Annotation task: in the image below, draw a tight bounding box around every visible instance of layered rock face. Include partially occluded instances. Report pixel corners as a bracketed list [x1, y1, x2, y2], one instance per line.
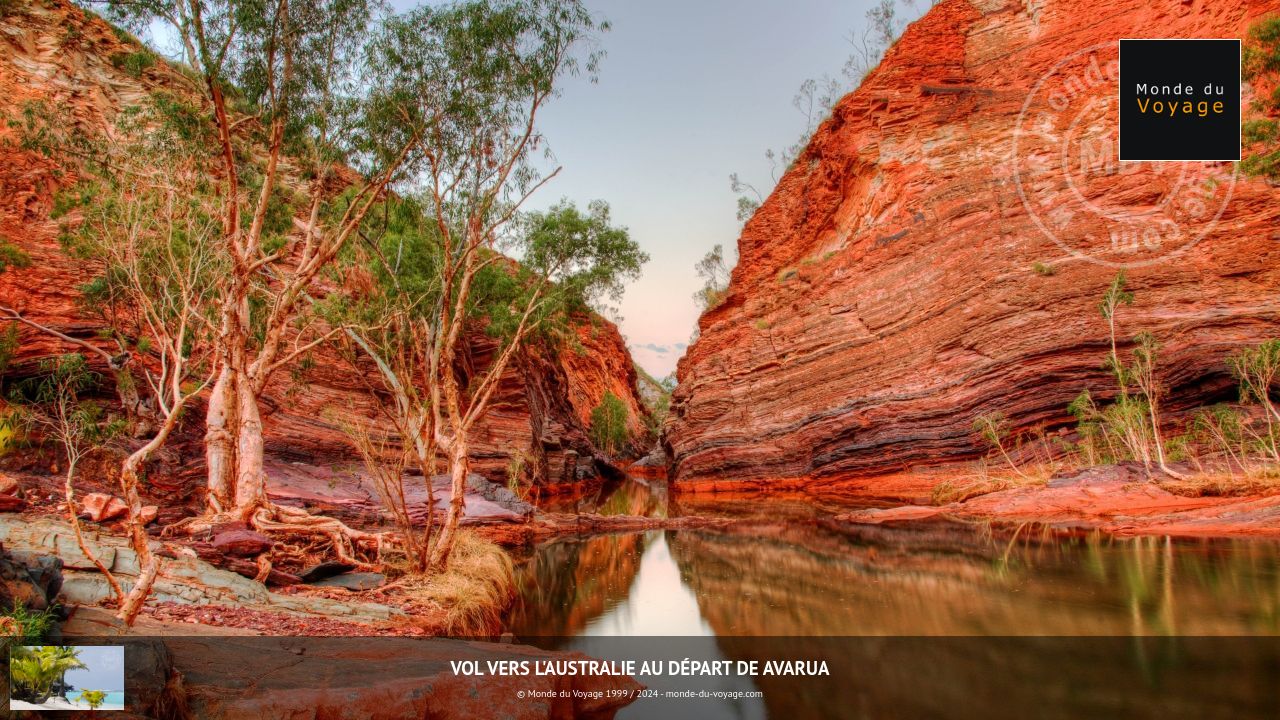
[668, 0, 1280, 487]
[0, 1, 647, 492]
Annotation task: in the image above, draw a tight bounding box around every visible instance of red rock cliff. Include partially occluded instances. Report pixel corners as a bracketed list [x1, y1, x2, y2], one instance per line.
[0, 0, 648, 491]
[668, 0, 1280, 487]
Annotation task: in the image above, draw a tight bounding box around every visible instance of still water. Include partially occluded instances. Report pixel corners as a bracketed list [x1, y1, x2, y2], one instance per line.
[511, 477, 1280, 638]
[506, 478, 1280, 718]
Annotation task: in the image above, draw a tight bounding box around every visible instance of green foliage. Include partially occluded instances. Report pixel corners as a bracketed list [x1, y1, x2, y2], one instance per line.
[524, 201, 646, 307]
[590, 391, 629, 456]
[78, 689, 108, 710]
[1227, 339, 1280, 461]
[1191, 404, 1249, 463]
[693, 244, 731, 311]
[1242, 16, 1280, 180]
[0, 323, 18, 377]
[1228, 339, 1280, 405]
[973, 411, 1011, 448]
[8, 354, 125, 448]
[0, 602, 59, 641]
[109, 50, 155, 78]
[10, 354, 97, 407]
[1031, 261, 1056, 277]
[8, 645, 86, 704]
[149, 92, 217, 149]
[1098, 271, 1134, 322]
[0, 238, 31, 273]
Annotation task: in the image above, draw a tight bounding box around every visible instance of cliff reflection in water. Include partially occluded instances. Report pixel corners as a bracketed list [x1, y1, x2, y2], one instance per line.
[508, 482, 1280, 718]
[666, 523, 1280, 636]
[514, 482, 1280, 638]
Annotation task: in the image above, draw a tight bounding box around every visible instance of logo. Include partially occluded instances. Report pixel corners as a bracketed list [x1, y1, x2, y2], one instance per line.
[1119, 39, 1241, 161]
[1013, 43, 1238, 268]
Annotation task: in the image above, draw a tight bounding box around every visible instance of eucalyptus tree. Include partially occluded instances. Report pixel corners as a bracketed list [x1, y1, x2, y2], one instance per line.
[97, 0, 425, 545]
[336, 0, 636, 569]
[10, 95, 226, 623]
[63, 111, 226, 623]
[346, 195, 644, 570]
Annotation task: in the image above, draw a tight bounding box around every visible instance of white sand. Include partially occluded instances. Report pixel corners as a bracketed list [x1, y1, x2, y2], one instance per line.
[10, 696, 122, 711]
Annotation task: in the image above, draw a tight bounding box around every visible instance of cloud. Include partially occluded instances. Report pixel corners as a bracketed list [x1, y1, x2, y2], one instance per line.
[674, 343, 687, 350]
[635, 343, 670, 354]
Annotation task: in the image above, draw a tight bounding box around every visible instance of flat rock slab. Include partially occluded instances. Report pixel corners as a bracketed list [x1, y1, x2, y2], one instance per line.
[265, 459, 533, 525]
[0, 517, 403, 623]
[299, 561, 355, 583]
[310, 572, 385, 591]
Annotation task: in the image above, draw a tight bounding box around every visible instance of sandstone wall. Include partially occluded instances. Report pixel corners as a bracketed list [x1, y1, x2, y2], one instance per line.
[667, 0, 1280, 486]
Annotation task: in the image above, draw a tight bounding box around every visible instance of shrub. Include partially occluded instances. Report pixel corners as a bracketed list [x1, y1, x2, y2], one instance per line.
[0, 601, 59, 640]
[78, 689, 108, 710]
[973, 411, 1027, 478]
[109, 50, 155, 79]
[1227, 339, 1280, 461]
[0, 239, 31, 273]
[1031, 261, 1056, 276]
[590, 391, 629, 455]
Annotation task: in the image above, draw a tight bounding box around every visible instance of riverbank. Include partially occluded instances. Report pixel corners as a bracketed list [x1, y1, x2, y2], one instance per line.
[666, 464, 1280, 540]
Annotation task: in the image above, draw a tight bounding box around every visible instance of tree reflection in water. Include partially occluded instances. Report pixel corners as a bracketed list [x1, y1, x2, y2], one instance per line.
[506, 480, 1280, 718]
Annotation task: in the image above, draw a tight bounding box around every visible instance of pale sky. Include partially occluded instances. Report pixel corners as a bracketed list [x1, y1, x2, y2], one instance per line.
[144, 0, 899, 378]
[59, 645, 125, 693]
[510, 0, 891, 378]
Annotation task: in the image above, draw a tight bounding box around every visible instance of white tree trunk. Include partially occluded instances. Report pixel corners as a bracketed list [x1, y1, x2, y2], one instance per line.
[233, 377, 267, 520]
[204, 368, 236, 512]
[430, 438, 469, 571]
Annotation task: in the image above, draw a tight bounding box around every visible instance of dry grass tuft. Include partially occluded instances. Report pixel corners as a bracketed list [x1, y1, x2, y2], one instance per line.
[389, 531, 515, 636]
[1159, 465, 1280, 498]
[931, 462, 1057, 505]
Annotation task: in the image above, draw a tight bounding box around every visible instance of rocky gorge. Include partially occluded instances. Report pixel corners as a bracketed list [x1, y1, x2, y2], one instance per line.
[0, 0, 650, 508]
[666, 0, 1280, 489]
[0, 0, 1276, 717]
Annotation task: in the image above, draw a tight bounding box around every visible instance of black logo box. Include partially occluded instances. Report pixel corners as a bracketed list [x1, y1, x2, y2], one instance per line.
[1119, 38, 1241, 162]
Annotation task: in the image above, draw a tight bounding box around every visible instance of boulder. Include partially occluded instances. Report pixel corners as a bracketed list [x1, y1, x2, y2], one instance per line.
[136, 505, 159, 525]
[0, 494, 26, 512]
[0, 544, 63, 613]
[81, 493, 129, 522]
[0, 474, 20, 495]
[464, 473, 535, 518]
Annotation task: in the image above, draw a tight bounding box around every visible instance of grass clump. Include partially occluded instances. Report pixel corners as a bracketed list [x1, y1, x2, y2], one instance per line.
[931, 462, 1054, 505]
[390, 531, 515, 636]
[1031, 261, 1056, 276]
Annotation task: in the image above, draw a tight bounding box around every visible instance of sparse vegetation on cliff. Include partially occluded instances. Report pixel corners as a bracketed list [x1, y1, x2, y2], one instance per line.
[692, 243, 731, 311]
[1242, 16, 1280, 179]
[959, 275, 1280, 504]
[1, 0, 641, 624]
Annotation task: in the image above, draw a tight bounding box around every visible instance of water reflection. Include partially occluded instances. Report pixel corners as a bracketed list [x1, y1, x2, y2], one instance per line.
[537, 475, 668, 517]
[508, 480, 1280, 718]
[512, 485, 1280, 637]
